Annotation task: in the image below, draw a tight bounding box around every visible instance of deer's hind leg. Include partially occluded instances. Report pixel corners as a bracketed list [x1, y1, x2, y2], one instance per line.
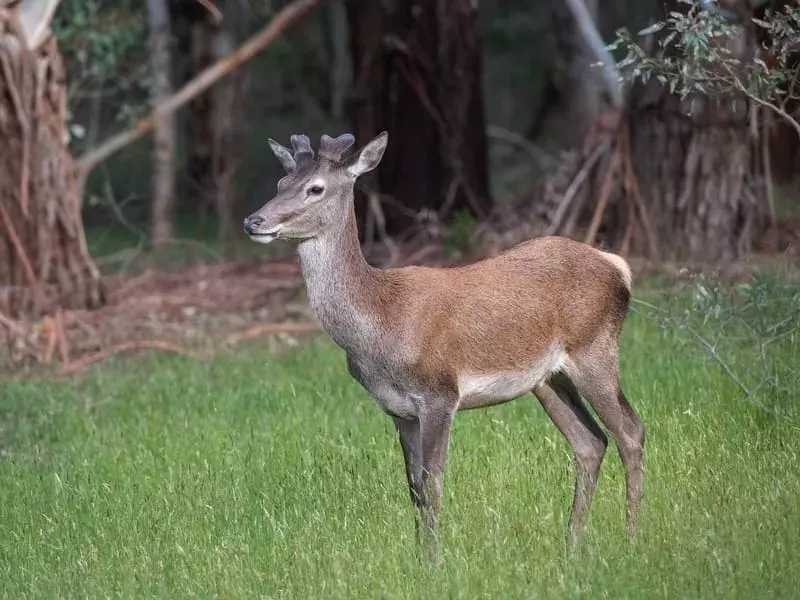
[534, 374, 608, 549]
[565, 340, 645, 540]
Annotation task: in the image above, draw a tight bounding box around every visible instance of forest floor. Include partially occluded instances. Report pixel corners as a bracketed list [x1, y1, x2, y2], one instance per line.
[3, 215, 799, 378]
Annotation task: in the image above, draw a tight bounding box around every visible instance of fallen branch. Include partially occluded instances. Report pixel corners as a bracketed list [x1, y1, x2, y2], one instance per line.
[621, 126, 660, 260]
[486, 124, 552, 168]
[546, 140, 609, 236]
[584, 143, 621, 246]
[55, 308, 69, 365]
[42, 316, 57, 364]
[223, 322, 321, 346]
[0, 309, 26, 336]
[74, 0, 326, 178]
[61, 340, 208, 374]
[0, 202, 38, 289]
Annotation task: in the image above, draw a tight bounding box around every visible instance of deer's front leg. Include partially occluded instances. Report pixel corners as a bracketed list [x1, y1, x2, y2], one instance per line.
[418, 407, 455, 563]
[393, 417, 423, 508]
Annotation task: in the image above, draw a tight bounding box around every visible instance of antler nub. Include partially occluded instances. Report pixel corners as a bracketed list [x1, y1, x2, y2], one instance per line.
[268, 138, 297, 173]
[289, 134, 314, 171]
[319, 133, 356, 164]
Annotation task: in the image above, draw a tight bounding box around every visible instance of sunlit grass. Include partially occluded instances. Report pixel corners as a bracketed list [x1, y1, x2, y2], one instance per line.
[1, 306, 799, 598]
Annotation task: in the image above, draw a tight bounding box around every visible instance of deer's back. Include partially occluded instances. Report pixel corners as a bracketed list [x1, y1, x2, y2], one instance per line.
[375, 236, 631, 399]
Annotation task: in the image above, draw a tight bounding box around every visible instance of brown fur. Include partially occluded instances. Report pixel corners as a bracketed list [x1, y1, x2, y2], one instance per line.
[355, 235, 630, 401]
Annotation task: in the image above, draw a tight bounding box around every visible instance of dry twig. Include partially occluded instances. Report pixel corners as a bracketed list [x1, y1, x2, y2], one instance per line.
[584, 144, 621, 246]
[546, 140, 609, 236]
[61, 341, 209, 374]
[223, 322, 321, 346]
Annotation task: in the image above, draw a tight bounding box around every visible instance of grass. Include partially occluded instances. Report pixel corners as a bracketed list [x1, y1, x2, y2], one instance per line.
[1, 302, 800, 598]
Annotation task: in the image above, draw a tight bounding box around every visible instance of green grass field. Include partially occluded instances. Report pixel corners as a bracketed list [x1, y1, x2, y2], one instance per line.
[2, 292, 799, 599]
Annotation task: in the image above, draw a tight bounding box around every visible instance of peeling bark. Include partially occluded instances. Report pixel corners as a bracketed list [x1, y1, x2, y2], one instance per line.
[0, 8, 103, 317]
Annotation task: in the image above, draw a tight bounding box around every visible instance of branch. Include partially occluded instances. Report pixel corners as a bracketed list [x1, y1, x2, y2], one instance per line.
[564, 0, 624, 110]
[195, 0, 222, 23]
[17, 0, 61, 50]
[546, 140, 609, 236]
[61, 341, 208, 374]
[732, 77, 800, 141]
[486, 124, 552, 168]
[74, 0, 326, 177]
[223, 322, 321, 346]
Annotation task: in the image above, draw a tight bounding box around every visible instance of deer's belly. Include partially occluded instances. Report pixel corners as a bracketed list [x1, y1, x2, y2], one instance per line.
[347, 356, 419, 419]
[457, 346, 566, 410]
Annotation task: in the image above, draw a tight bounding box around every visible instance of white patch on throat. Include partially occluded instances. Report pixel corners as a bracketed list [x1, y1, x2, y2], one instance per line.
[457, 345, 566, 408]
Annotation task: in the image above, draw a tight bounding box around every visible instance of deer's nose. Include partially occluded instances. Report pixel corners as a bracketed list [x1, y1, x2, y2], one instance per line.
[243, 215, 264, 234]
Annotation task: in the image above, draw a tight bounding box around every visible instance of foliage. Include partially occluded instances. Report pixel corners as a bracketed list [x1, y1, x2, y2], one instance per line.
[633, 272, 800, 413]
[608, 0, 800, 133]
[2, 297, 800, 597]
[443, 210, 479, 256]
[53, 0, 149, 142]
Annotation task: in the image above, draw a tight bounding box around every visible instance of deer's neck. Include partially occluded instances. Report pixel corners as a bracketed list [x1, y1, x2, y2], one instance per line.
[297, 205, 381, 352]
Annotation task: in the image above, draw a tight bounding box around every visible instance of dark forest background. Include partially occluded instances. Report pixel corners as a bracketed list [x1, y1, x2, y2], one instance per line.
[1, 0, 798, 327]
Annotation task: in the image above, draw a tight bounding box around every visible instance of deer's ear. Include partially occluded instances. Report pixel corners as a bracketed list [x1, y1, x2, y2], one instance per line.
[346, 131, 388, 178]
[268, 138, 296, 173]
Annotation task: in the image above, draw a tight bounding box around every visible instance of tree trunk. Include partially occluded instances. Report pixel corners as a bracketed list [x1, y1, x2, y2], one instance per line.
[347, 0, 492, 233]
[345, 0, 385, 236]
[209, 24, 246, 258]
[174, 0, 245, 256]
[626, 8, 769, 261]
[532, 0, 602, 145]
[179, 1, 216, 222]
[326, 0, 350, 121]
[0, 6, 103, 318]
[146, 0, 177, 245]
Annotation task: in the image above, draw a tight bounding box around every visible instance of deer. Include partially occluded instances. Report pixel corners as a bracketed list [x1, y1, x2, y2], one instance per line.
[243, 132, 645, 561]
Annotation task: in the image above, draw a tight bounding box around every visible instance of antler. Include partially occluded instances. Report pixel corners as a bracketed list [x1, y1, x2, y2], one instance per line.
[289, 134, 315, 172]
[319, 133, 355, 164]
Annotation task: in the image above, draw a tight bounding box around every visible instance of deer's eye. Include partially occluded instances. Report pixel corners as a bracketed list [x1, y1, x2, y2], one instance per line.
[308, 185, 324, 196]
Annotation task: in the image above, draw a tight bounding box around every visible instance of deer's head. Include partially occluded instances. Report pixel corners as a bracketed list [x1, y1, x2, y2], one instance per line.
[243, 132, 388, 244]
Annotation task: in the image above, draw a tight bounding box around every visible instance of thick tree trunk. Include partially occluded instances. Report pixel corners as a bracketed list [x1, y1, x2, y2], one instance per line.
[628, 94, 762, 260]
[347, 0, 492, 233]
[146, 0, 177, 244]
[0, 8, 103, 318]
[626, 11, 768, 261]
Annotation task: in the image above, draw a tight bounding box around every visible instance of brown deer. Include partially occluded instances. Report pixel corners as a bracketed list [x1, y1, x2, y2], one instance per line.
[243, 132, 645, 560]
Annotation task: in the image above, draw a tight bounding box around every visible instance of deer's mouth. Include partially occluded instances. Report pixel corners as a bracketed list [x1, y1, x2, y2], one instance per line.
[247, 225, 283, 244]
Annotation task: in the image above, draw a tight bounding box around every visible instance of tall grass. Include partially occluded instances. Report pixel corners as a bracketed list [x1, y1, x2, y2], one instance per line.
[1, 287, 799, 598]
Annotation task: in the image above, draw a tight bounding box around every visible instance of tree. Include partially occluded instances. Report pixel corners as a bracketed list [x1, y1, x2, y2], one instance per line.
[172, 0, 246, 257]
[532, 0, 603, 146]
[610, 0, 799, 260]
[545, 0, 797, 262]
[0, 1, 103, 318]
[346, 0, 492, 234]
[146, 0, 177, 245]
